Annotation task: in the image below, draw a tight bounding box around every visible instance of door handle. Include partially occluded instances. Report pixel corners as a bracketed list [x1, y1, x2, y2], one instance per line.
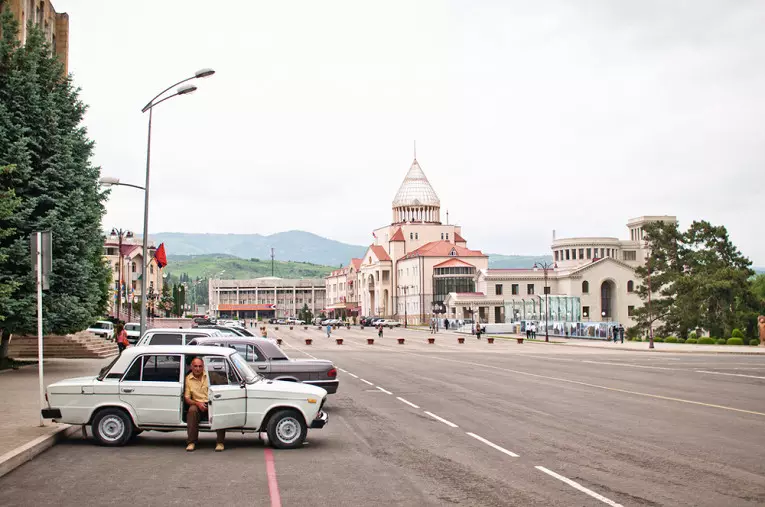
[213, 394, 222, 399]
[122, 388, 134, 393]
[257, 365, 267, 370]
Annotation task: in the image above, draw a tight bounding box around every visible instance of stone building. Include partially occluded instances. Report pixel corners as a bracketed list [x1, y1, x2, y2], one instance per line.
[1, 0, 69, 73]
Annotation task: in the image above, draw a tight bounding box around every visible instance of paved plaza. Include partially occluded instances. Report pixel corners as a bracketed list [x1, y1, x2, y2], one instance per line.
[1, 326, 764, 506]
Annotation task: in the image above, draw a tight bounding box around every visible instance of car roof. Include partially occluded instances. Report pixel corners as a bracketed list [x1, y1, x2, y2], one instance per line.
[190, 336, 285, 355]
[126, 345, 237, 356]
[145, 327, 219, 334]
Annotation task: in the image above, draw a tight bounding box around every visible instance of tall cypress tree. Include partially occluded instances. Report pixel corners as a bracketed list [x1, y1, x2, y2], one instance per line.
[0, 8, 111, 362]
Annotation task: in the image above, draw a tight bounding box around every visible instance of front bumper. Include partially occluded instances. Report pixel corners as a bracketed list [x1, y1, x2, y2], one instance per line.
[41, 408, 62, 419]
[305, 380, 339, 394]
[310, 410, 328, 429]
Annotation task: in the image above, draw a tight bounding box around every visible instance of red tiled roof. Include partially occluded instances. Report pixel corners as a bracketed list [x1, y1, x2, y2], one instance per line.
[433, 258, 475, 268]
[402, 241, 485, 260]
[351, 258, 362, 270]
[390, 228, 405, 242]
[370, 245, 391, 262]
[454, 232, 466, 243]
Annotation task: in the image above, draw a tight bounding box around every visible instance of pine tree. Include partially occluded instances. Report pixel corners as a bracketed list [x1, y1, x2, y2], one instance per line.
[160, 283, 173, 317]
[0, 11, 111, 361]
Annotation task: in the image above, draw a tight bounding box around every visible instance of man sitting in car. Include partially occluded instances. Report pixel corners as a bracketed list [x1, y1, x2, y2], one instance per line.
[184, 357, 226, 452]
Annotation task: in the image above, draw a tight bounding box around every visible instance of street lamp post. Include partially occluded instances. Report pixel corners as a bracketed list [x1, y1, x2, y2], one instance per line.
[137, 69, 215, 338]
[109, 228, 133, 321]
[398, 285, 410, 327]
[533, 261, 554, 342]
[644, 239, 654, 350]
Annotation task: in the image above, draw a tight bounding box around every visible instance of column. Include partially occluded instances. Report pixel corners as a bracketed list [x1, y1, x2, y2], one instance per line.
[312, 288, 316, 315]
[293, 287, 297, 317]
[274, 287, 278, 317]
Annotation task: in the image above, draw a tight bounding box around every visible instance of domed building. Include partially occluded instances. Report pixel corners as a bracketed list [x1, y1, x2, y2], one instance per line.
[324, 157, 488, 324]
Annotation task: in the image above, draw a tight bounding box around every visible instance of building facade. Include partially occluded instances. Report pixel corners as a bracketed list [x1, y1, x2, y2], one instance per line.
[1, 0, 69, 74]
[209, 277, 326, 321]
[104, 235, 164, 322]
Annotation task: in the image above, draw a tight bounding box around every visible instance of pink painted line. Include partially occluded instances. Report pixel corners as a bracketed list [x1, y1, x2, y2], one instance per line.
[264, 448, 282, 507]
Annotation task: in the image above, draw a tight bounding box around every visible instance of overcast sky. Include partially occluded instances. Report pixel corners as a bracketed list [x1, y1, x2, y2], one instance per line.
[57, 0, 765, 265]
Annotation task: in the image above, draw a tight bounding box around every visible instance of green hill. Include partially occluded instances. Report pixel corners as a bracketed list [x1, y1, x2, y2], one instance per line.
[164, 254, 334, 280]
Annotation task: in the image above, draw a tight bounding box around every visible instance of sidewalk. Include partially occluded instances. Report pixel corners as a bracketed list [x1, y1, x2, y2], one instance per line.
[495, 335, 765, 354]
[0, 357, 115, 476]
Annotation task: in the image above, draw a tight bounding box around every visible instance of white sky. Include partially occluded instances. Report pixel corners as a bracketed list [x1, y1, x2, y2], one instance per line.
[57, 0, 765, 264]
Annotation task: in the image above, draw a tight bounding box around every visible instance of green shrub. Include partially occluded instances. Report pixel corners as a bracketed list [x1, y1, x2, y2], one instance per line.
[688, 331, 697, 340]
[727, 337, 744, 346]
[686, 338, 698, 344]
[698, 337, 715, 345]
[715, 338, 726, 345]
[664, 336, 678, 343]
[750, 339, 760, 346]
[731, 328, 745, 339]
[633, 337, 642, 342]
[653, 337, 664, 343]
[677, 338, 686, 344]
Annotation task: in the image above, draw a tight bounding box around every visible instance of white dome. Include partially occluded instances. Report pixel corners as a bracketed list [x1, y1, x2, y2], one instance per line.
[392, 159, 440, 207]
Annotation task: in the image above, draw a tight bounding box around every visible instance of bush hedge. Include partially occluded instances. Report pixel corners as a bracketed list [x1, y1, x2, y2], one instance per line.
[698, 337, 715, 345]
[688, 331, 697, 340]
[653, 337, 664, 343]
[750, 339, 760, 346]
[731, 328, 745, 339]
[686, 338, 698, 344]
[677, 338, 686, 343]
[726, 337, 744, 346]
[664, 336, 679, 343]
[715, 338, 726, 345]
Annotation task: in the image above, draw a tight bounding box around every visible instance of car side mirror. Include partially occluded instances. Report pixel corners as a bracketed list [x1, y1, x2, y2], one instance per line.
[239, 380, 246, 388]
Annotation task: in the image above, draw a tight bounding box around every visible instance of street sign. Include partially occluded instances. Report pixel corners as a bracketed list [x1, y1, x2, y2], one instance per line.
[30, 231, 52, 290]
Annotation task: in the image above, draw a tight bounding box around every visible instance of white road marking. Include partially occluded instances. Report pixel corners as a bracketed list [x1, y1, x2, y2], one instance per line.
[347, 373, 359, 378]
[376, 386, 393, 395]
[338, 368, 347, 373]
[535, 466, 623, 507]
[360, 379, 374, 386]
[396, 397, 420, 409]
[424, 411, 458, 428]
[466, 432, 519, 458]
[525, 355, 677, 371]
[696, 370, 765, 380]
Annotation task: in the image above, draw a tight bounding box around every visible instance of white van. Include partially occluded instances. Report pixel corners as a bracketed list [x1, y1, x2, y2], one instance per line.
[87, 321, 114, 340]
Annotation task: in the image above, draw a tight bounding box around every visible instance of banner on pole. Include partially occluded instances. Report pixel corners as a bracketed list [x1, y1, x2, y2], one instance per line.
[30, 231, 52, 290]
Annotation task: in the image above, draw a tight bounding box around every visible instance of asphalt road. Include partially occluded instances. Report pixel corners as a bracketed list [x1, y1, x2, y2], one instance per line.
[2, 326, 764, 506]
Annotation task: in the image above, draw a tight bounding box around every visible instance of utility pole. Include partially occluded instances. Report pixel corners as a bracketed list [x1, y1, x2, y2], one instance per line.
[645, 239, 654, 349]
[271, 248, 275, 277]
[110, 228, 133, 321]
[534, 261, 554, 342]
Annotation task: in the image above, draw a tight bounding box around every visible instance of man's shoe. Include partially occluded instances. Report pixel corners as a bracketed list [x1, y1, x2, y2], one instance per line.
[215, 443, 224, 452]
[186, 443, 195, 452]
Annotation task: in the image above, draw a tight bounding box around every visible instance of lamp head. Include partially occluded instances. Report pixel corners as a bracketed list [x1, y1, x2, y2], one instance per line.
[177, 84, 197, 95]
[195, 68, 215, 78]
[99, 176, 120, 186]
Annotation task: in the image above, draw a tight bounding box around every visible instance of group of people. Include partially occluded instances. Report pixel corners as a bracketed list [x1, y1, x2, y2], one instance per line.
[525, 323, 538, 340]
[429, 318, 440, 333]
[611, 324, 625, 343]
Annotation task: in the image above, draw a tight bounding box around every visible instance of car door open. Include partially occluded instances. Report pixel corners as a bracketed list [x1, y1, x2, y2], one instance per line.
[204, 355, 247, 430]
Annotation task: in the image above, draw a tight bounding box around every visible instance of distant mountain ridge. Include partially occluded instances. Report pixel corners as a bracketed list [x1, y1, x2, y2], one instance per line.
[153, 231, 551, 269]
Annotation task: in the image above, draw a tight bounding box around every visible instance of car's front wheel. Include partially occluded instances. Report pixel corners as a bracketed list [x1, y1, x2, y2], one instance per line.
[266, 409, 307, 449]
[92, 408, 133, 446]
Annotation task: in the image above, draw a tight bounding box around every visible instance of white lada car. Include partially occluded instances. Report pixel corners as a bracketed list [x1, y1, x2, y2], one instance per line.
[41, 345, 329, 449]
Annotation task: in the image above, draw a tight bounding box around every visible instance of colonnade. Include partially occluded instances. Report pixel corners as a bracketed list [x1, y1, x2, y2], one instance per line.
[393, 206, 440, 223]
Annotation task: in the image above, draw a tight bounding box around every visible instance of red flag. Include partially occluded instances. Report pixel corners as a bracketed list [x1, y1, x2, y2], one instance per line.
[372, 231, 377, 239]
[155, 243, 168, 269]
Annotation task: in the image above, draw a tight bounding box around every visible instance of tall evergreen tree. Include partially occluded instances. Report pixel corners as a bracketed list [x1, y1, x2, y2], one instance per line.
[0, 10, 111, 362]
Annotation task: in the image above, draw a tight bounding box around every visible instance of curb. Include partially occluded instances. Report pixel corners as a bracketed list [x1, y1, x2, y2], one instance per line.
[529, 341, 765, 355]
[0, 424, 80, 479]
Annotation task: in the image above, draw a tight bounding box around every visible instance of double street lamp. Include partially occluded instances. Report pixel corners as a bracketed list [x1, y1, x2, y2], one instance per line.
[101, 68, 215, 338]
[533, 261, 554, 342]
[397, 285, 412, 328]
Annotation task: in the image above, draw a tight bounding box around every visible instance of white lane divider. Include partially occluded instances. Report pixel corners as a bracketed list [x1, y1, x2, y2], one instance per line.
[396, 397, 420, 409]
[376, 386, 393, 395]
[360, 379, 374, 386]
[338, 368, 348, 373]
[466, 432, 519, 458]
[424, 411, 459, 428]
[696, 370, 765, 380]
[347, 372, 359, 378]
[535, 466, 622, 507]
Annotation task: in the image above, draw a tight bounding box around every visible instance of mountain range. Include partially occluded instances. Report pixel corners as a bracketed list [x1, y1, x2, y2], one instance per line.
[152, 231, 552, 269]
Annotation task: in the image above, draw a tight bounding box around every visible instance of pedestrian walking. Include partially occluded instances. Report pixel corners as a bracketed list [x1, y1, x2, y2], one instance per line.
[531, 323, 536, 340]
[326, 324, 332, 338]
[619, 324, 625, 344]
[526, 324, 531, 340]
[476, 323, 482, 340]
[378, 324, 384, 339]
[444, 319, 449, 331]
[115, 324, 129, 354]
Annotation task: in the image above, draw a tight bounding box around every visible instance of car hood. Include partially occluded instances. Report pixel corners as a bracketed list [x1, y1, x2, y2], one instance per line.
[260, 358, 333, 373]
[251, 378, 327, 398]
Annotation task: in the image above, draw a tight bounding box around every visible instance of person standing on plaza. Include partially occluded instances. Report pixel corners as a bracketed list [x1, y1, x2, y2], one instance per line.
[378, 323, 384, 339]
[619, 324, 625, 343]
[476, 323, 482, 340]
[530, 322, 536, 340]
[115, 324, 129, 354]
[326, 324, 332, 338]
[444, 319, 449, 331]
[526, 324, 531, 340]
[185, 357, 226, 452]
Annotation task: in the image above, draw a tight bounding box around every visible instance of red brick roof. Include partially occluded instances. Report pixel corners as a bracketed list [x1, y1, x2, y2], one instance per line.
[370, 245, 391, 262]
[402, 241, 485, 260]
[454, 232, 466, 243]
[433, 258, 476, 268]
[351, 258, 362, 270]
[390, 228, 405, 242]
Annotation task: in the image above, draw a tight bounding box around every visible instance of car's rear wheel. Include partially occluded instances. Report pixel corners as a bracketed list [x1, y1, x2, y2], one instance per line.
[92, 408, 133, 446]
[266, 409, 307, 449]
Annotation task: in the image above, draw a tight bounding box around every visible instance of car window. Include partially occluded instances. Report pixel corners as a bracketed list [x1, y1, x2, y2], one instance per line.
[203, 356, 240, 386]
[227, 343, 263, 362]
[141, 355, 182, 382]
[147, 333, 183, 345]
[185, 333, 208, 341]
[125, 324, 139, 331]
[123, 356, 143, 381]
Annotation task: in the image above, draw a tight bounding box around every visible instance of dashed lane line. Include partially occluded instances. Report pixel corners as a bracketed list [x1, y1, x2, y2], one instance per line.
[466, 432, 519, 458]
[424, 411, 459, 428]
[347, 373, 359, 378]
[696, 370, 765, 380]
[360, 379, 374, 386]
[535, 466, 622, 507]
[376, 386, 393, 395]
[396, 397, 420, 409]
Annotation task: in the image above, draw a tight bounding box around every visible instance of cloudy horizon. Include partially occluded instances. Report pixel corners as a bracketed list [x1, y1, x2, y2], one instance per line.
[55, 0, 765, 264]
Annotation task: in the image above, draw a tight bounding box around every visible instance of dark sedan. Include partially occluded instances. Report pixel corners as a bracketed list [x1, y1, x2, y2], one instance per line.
[187, 336, 339, 394]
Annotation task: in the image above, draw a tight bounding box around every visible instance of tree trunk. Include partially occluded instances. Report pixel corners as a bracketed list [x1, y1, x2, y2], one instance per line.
[0, 328, 12, 368]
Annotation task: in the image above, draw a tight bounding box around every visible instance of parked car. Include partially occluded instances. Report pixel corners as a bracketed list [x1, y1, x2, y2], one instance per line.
[87, 321, 114, 340]
[188, 337, 338, 394]
[197, 325, 278, 347]
[192, 316, 213, 327]
[378, 319, 401, 328]
[370, 318, 385, 326]
[286, 318, 305, 325]
[268, 318, 278, 324]
[124, 323, 141, 344]
[312, 318, 324, 326]
[136, 328, 222, 346]
[40, 345, 328, 449]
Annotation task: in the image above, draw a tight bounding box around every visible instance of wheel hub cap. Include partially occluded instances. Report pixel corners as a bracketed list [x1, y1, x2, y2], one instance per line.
[276, 417, 300, 444]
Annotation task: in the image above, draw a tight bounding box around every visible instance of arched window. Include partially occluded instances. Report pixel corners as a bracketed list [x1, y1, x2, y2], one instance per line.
[114, 262, 119, 272]
[131, 262, 136, 273]
[582, 280, 589, 293]
[627, 280, 634, 293]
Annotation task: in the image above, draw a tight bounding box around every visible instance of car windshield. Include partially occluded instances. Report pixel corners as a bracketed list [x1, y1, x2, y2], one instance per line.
[97, 355, 121, 381]
[125, 324, 139, 331]
[91, 322, 110, 329]
[229, 351, 260, 383]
